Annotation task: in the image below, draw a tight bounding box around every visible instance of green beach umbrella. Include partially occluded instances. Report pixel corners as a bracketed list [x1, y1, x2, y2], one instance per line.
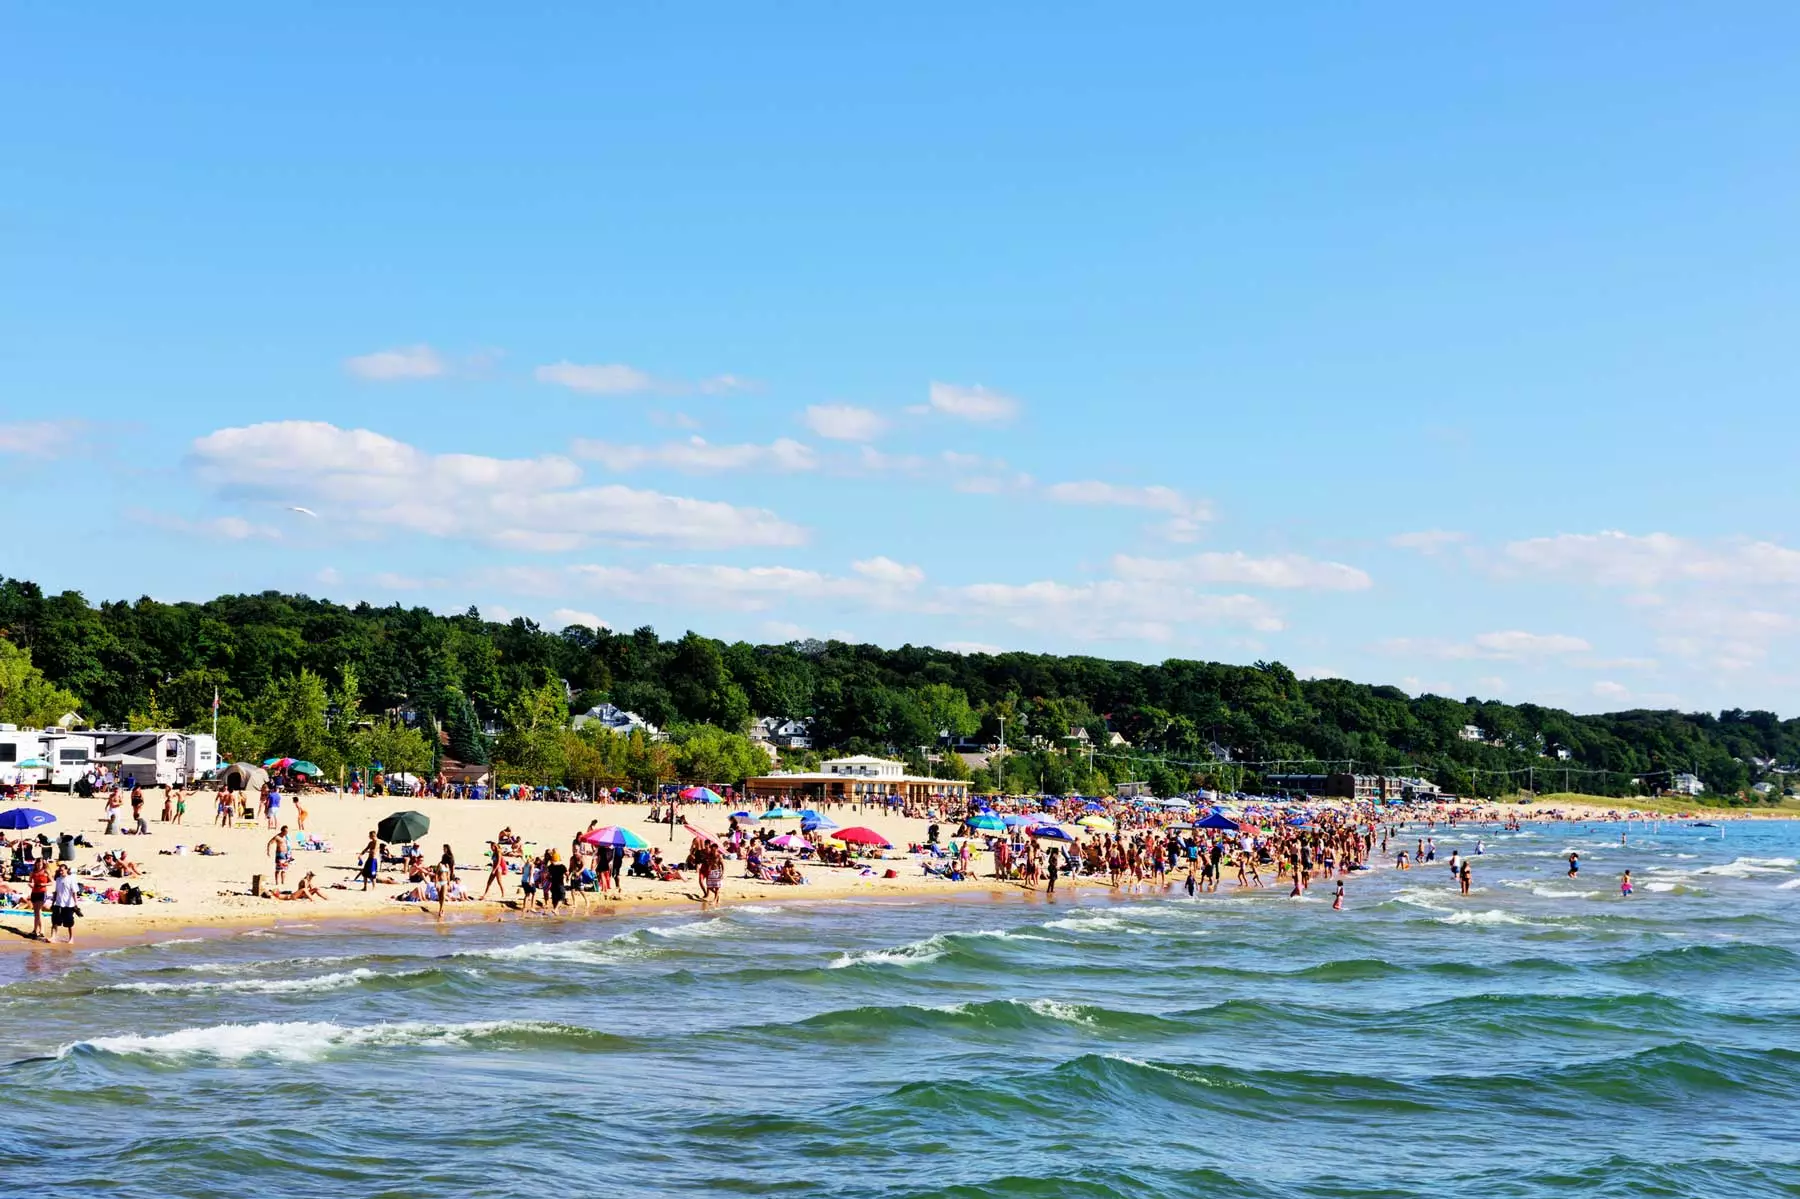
[377, 810, 431, 843]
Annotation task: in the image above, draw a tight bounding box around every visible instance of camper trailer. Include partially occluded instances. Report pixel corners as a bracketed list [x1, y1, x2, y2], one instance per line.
[89, 731, 220, 787]
[37, 730, 99, 790]
[0, 724, 46, 786]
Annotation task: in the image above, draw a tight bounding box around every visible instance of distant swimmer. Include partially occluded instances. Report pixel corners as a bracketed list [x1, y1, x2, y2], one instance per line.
[1333, 880, 1345, 910]
[1567, 852, 1581, 878]
[1459, 859, 1472, 896]
[1620, 870, 1633, 897]
[1474, 839, 1484, 855]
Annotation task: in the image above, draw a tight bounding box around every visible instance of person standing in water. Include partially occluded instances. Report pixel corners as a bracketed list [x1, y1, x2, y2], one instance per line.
[1567, 852, 1581, 879]
[1620, 869, 1633, 897]
[1332, 879, 1345, 910]
[1459, 859, 1472, 896]
[1046, 845, 1060, 897]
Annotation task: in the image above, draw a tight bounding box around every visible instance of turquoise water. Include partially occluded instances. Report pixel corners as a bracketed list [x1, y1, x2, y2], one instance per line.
[2, 820, 1797, 1198]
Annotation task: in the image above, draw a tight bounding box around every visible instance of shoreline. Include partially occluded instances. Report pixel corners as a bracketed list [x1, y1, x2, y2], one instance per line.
[4, 788, 1789, 954]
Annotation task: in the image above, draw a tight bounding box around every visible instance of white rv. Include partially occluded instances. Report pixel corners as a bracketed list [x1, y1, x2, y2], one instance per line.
[90, 730, 221, 786]
[0, 725, 46, 786]
[37, 730, 99, 790]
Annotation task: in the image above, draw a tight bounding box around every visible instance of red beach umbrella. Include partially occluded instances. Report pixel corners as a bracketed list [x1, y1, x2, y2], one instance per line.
[832, 826, 891, 848]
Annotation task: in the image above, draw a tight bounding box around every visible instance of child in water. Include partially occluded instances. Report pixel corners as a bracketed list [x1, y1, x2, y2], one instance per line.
[1332, 880, 1344, 910]
[1620, 870, 1633, 897]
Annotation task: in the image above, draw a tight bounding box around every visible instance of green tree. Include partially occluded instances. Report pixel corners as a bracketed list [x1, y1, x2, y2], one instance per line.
[669, 723, 766, 784]
[496, 681, 569, 783]
[0, 638, 82, 727]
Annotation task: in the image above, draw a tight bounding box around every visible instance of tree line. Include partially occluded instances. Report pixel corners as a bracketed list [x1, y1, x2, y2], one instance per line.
[0, 577, 1793, 801]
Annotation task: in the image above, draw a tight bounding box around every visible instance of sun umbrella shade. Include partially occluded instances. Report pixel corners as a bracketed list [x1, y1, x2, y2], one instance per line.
[762, 808, 801, 819]
[679, 786, 725, 803]
[1193, 811, 1241, 831]
[0, 807, 56, 830]
[16, 758, 46, 769]
[580, 825, 649, 849]
[967, 814, 1007, 832]
[1076, 815, 1115, 830]
[801, 815, 839, 832]
[1002, 813, 1042, 828]
[287, 761, 322, 777]
[376, 811, 431, 843]
[1028, 823, 1074, 841]
[770, 833, 810, 850]
[832, 827, 891, 848]
[263, 757, 296, 769]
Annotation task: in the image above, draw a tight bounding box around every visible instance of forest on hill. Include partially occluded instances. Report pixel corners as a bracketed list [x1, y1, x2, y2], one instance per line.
[0, 577, 1792, 802]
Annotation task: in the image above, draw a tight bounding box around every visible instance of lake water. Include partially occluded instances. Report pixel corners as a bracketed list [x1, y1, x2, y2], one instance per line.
[2, 819, 1797, 1197]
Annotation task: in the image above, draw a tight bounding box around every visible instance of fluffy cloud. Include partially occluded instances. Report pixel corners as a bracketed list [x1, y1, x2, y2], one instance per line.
[1380, 630, 1591, 661]
[956, 578, 1282, 641]
[535, 362, 752, 396]
[572, 436, 816, 473]
[804, 404, 889, 442]
[1389, 529, 1467, 554]
[0, 419, 90, 458]
[1042, 480, 1213, 540]
[1112, 551, 1371, 591]
[549, 608, 606, 630]
[548, 562, 921, 613]
[535, 361, 655, 394]
[189, 421, 805, 551]
[939, 640, 1005, 656]
[928, 381, 1020, 423]
[851, 556, 925, 586]
[127, 508, 283, 541]
[345, 344, 447, 380]
[1502, 530, 1800, 588]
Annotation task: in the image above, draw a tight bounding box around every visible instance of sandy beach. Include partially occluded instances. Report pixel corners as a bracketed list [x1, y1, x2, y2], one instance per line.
[0, 786, 1751, 948]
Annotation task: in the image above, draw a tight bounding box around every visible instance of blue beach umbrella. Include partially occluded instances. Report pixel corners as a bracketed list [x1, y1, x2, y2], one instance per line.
[0, 807, 57, 830]
[17, 758, 46, 769]
[1193, 810, 1241, 831]
[1002, 813, 1042, 828]
[967, 813, 1007, 833]
[1028, 823, 1075, 841]
[802, 814, 839, 832]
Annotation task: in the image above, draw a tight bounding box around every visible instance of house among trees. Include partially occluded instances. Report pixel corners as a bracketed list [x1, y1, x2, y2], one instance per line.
[572, 702, 663, 740]
[752, 715, 814, 750]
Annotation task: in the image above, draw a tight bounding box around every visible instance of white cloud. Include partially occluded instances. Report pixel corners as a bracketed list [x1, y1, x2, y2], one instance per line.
[189, 421, 805, 551]
[804, 404, 889, 442]
[549, 607, 606, 630]
[1301, 667, 1345, 680]
[316, 567, 342, 586]
[0, 419, 89, 458]
[126, 508, 283, 541]
[760, 621, 812, 642]
[1390, 529, 1467, 554]
[572, 436, 817, 473]
[345, 344, 447, 381]
[1592, 680, 1630, 700]
[1113, 551, 1371, 591]
[697, 374, 756, 395]
[956, 578, 1283, 639]
[1502, 530, 1800, 589]
[551, 562, 919, 614]
[939, 640, 1005, 655]
[535, 361, 655, 394]
[928, 381, 1020, 423]
[856, 445, 926, 472]
[1042, 480, 1213, 540]
[851, 556, 925, 586]
[374, 571, 432, 590]
[1380, 630, 1591, 661]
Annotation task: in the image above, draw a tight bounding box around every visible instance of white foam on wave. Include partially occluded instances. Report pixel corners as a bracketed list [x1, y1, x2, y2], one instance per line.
[62, 1018, 559, 1062]
[1023, 998, 1098, 1027]
[1391, 886, 1455, 911]
[100, 967, 416, 996]
[640, 919, 728, 940]
[1437, 909, 1535, 927]
[828, 932, 951, 969]
[1643, 881, 1681, 893]
[456, 936, 648, 965]
[727, 904, 784, 915]
[1777, 878, 1800, 891]
[1696, 857, 1796, 878]
[1042, 914, 1133, 933]
[1531, 886, 1602, 900]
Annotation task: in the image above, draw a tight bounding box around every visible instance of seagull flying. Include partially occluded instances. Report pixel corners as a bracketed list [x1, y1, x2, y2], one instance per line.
[287, 506, 319, 517]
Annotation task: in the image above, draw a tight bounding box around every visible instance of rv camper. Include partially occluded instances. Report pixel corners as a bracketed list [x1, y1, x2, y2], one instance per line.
[37, 730, 99, 790]
[0, 724, 45, 786]
[89, 731, 220, 787]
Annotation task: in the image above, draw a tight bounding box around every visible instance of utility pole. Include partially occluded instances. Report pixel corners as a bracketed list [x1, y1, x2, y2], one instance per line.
[996, 715, 1006, 797]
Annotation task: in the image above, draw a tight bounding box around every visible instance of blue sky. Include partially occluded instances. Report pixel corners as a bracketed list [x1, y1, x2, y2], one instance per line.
[5, 3, 1799, 714]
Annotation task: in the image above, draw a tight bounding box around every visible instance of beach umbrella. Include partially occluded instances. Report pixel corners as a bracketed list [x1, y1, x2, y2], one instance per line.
[730, 810, 760, 821]
[770, 833, 810, 851]
[1002, 813, 1042, 828]
[1193, 810, 1241, 831]
[16, 757, 46, 769]
[263, 757, 297, 769]
[1076, 814, 1115, 830]
[681, 823, 721, 847]
[1028, 823, 1074, 841]
[680, 786, 725, 803]
[287, 760, 322, 777]
[802, 814, 839, 832]
[376, 810, 431, 843]
[0, 807, 56, 830]
[831, 827, 892, 848]
[762, 807, 801, 820]
[581, 825, 650, 849]
[967, 814, 1007, 833]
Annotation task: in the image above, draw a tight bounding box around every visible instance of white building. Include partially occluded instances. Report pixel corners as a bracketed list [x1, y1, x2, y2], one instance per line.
[752, 716, 814, 750]
[822, 754, 904, 779]
[572, 703, 663, 740]
[1669, 772, 1705, 797]
[1459, 725, 1485, 742]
